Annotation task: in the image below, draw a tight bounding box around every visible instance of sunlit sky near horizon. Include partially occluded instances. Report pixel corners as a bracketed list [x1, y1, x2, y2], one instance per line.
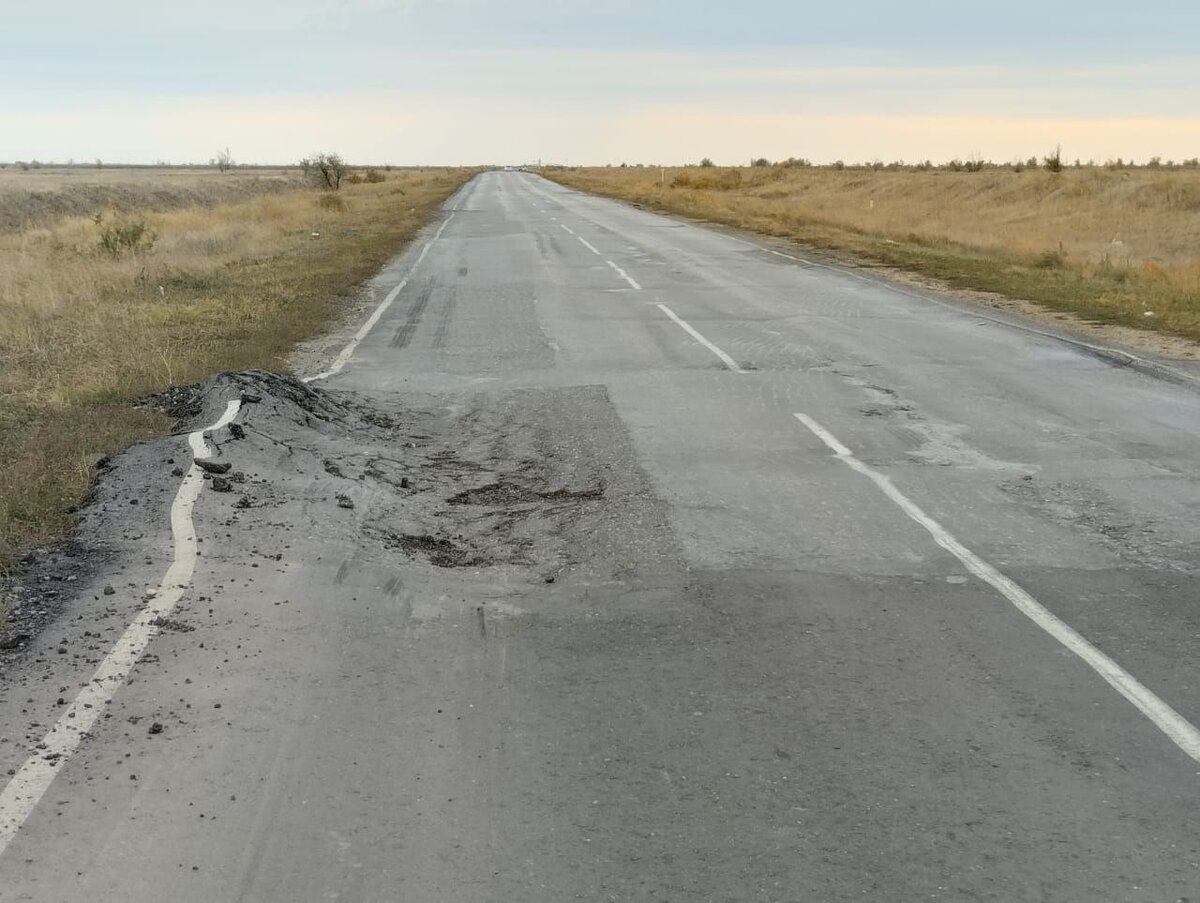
[3, 1, 1199, 165]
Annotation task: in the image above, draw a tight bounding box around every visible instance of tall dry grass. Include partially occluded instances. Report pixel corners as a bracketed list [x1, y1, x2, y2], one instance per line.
[0, 168, 475, 572]
[547, 166, 1200, 342]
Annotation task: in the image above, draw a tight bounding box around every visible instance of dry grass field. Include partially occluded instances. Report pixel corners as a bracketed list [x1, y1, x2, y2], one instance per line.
[546, 165, 1200, 344]
[0, 166, 474, 575]
[0, 166, 305, 231]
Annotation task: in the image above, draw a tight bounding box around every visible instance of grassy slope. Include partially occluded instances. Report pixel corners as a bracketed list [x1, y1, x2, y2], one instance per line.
[545, 166, 1200, 344]
[0, 168, 476, 575]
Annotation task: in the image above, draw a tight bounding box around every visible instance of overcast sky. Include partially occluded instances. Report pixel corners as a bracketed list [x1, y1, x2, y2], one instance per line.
[3, 1, 1198, 165]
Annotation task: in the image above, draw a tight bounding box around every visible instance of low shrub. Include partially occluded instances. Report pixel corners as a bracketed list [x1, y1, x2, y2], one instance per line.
[717, 169, 743, 190]
[96, 217, 157, 258]
[1035, 249, 1066, 269]
[301, 152, 348, 191]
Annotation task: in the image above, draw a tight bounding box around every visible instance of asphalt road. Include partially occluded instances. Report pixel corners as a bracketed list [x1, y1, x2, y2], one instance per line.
[2, 170, 1199, 901]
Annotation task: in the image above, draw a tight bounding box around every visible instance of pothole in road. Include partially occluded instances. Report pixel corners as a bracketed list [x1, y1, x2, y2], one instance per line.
[382, 533, 492, 569]
[447, 481, 605, 507]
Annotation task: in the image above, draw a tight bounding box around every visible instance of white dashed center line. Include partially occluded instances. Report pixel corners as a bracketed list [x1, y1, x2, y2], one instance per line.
[606, 261, 642, 291]
[656, 303, 746, 374]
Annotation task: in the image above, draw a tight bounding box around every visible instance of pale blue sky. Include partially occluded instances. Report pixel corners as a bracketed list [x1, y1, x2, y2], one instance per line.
[3, 1, 1198, 164]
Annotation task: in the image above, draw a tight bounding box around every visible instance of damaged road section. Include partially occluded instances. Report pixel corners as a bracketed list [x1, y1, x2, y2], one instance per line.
[0, 369, 678, 856]
[179, 371, 671, 581]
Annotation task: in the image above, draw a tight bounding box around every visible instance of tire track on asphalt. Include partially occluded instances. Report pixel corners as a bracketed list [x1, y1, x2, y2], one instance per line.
[432, 285, 457, 350]
[306, 210, 457, 382]
[390, 279, 436, 350]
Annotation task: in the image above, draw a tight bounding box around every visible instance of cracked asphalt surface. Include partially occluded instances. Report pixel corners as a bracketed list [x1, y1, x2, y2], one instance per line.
[2, 171, 1200, 901]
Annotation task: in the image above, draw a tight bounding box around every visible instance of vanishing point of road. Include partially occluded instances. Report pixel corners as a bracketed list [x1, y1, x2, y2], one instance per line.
[1, 171, 1199, 901]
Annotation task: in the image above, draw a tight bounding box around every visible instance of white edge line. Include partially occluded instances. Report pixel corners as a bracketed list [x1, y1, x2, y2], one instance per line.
[0, 399, 243, 855]
[577, 236, 601, 256]
[304, 211, 456, 384]
[559, 224, 575, 235]
[606, 260, 642, 291]
[792, 411, 1200, 764]
[656, 303, 746, 374]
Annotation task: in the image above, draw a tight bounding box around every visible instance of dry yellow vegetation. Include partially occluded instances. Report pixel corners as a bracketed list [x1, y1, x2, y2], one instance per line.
[0, 167, 474, 572]
[546, 165, 1200, 343]
[0, 166, 304, 231]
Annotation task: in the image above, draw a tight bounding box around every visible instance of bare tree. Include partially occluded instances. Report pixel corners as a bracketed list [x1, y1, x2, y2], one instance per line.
[213, 147, 234, 172]
[300, 152, 348, 191]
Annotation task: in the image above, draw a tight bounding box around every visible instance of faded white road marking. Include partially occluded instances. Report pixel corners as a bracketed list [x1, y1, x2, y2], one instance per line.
[577, 237, 601, 256]
[305, 212, 456, 383]
[0, 400, 243, 856]
[656, 303, 746, 374]
[606, 260, 642, 291]
[792, 411, 1200, 763]
[559, 224, 575, 235]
